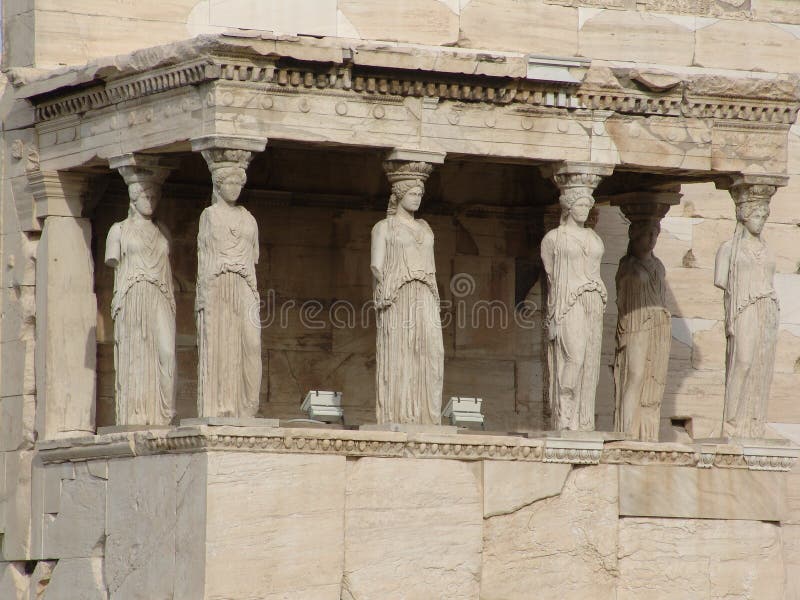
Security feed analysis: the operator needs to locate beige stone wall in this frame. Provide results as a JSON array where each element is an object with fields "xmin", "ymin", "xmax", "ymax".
[
  {"xmin": 1, "ymin": 444, "xmax": 789, "ymax": 599},
  {"xmin": 7, "ymin": 0, "xmax": 800, "ymax": 73}
]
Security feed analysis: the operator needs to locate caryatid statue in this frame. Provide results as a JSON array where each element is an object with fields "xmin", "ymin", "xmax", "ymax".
[
  {"xmin": 714, "ymin": 176, "xmax": 785, "ymax": 439},
  {"xmin": 613, "ymin": 196, "xmax": 676, "ymax": 442},
  {"xmin": 371, "ymin": 156, "xmax": 445, "ymax": 425},
  {"xmin": 105, "ymin": 154, "xmax": 178, "ymax": 426},
  {"xmin": 193, "ymin": 137, "xmax": 266, "ymax": 419},
  {"xmin": 540, "ymin": 163, "xmax": 612, "ymax": 431}
]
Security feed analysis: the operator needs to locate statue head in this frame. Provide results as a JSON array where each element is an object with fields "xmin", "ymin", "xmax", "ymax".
[
  {"xmin": 559, "ymin": 188, "xmax": 593, "ymax": 225},
  {"xmin": 383, "ymin": 160, "xmax": 434, "ymax": 217},
  {"xmin": 201, "ymin": 148, "xmax": 253, "ymax": 206},
  {"xmin": 210, "ymin": 166, "xmax": 248, "ymax": 205},
  {"xmin": 387, "ymin": 179, "xmax": 425, "ymax": 216},
  {"xmin": 129, "ymin": 181, "xmax": 161, "ymax": 218},
  {"xmin": 117, "ymin": 164, "xmax": 170, "ymax": 219},
  {"xmin": 628, "ymin": 219, "xmax": 660, "ymax": 259},
  {"xmin": 736, "ymin": 200, "xmax": 769, "ymax": 237}
]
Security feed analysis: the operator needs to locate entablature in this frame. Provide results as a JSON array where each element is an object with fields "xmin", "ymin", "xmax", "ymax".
[{"xmin": 10, "ymin": 32, "xmax": 800, "ymax": 177}]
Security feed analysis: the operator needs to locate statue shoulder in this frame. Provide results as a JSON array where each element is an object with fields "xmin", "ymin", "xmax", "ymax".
[
  {"xmin": 106, "ymin": 220, "xmax": 123, "ymax": 242},
  {"xmin": 541, "ymin": 228, "xmax": 558, "ymax": 246},
  {"xmin": 715, "ymin": 239, "xmax": 733, "ymax": 263},
  {"xmin": 371, "ymin": 218, "xmax": 389, "ymax": 236}
]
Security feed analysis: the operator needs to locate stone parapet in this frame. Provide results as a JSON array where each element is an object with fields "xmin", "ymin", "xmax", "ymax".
[{"xmin": 15, "ymin": 426, "xmax": 797, "ymax": 599}]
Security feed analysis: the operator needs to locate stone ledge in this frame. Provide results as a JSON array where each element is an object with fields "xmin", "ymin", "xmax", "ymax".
[{"xmin": 34, "ymin": 427, "xmax": 800, "ymax": 471}]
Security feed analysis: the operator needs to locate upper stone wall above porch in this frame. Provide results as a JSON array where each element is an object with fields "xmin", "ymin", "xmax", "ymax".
[{"xmin": 6, "ymin": 0, "xmax": 800, "ymax": 74}]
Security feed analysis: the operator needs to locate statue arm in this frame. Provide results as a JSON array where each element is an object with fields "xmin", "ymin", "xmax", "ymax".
[
  {"xmin": 540, "ymin": 233, "xmax": 555, "ymax": 278},
  {"xmin": 197, "ymin": 211, "xmax": 211, "ymax": 283},
  {"xmin": 251, "ymin": 213, "xmax": 260, "ymax": 265},
  {"xmin": 714, "ymin": 242, "xmax": 731, "ymax": 290},
  {"xmin": 371, "ymin": 221, "xmax": 387, "ymax": 282},
  {"xmin": 104, "ymin": 222, "xmax": 122, "ymax": 268}
]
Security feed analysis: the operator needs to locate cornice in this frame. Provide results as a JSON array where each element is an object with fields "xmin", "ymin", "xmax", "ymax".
[
  {"xmin": 27, "ymin": 47, "xmax": 800, "ymax": 127},
  {"xmin": 35, "ymin": 427, "xmax": 799, "ymax": 472}
]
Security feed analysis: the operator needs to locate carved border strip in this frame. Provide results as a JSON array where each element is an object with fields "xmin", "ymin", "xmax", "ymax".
[
  {"xmin": 31, "ymin": 55, "xmax": 800, "ymax": 126},
  {"xmin": 34, "ymin": 59, "xmax": 216, "ymax": 122},
  {"xmin": 35, "ymin": 429, "xmax": 799, "ymax": 471}
]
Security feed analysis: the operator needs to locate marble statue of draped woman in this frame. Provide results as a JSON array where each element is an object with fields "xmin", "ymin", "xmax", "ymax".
[
  {"xmin": 614, "ymin": 221, "xmax": 671, "ymax": 441},
  {"xmin": 105, "ymin": 183, "xmax": 176, "ymax": 426},
  {"xmin": 541, "ymin": 193, "xmax": 606, "ymax": 431},
  {"xmin": 714, "ymin": 199, "xmax": 778, "ymax": 439},
  {"xmin": 196, "ymin": 164, "xmax": 262, "ymax": 418},
  {"xmin": 372, "ymin": 178, "xmax": 444, "ymax": 425}
]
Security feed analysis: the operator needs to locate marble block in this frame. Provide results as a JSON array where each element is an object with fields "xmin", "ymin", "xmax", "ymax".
[
  {"xmin": 619, "ymin": 465, "xmax": 786, "ymax": 521},
  {"xmin": 204, "ymin": 452, "xmax": 346, "ymax": 600},
  {"xmin": 343, "ymin": 457, "xmax": 482, "ymax": 600}
]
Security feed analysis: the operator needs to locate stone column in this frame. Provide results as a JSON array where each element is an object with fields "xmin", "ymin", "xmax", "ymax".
[
  {"xmin": 191, "ymin": 136, "xmax": 267, "ymax": 419},
  {"xmin": 106, "ymin": 154, "xmax": 179, "ymax": 427},
  {"xmin": 538, "ymin": 162, "xmax": 613, "ymax": 431},
  {"xmin": 610, "ymin": 191, "xmax": 679, "ymax": 441},
  {"xmin": 28, "ymin": 170, "xmax": 97, "ymax": 439},
  {"xmin": 714, "ymin": 174, "xmax": 787, "ymax": 439},
  {"xmin": 373, "ymin": 149, "xmax": 445, "ymax": 425}
]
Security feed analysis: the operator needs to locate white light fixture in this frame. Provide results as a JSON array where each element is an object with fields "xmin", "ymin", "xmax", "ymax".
[
  {"xmin": 443, "ymin": 397, "xmax": 484, "ymax": 428},
  {"xmin": 301, "ymin": 391, "xmax": 344, "ymax": 423}
]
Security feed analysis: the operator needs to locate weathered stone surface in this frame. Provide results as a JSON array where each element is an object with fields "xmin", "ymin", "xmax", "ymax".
[
  {"xmin": 768, "ymin": 372, "xmax": 800, "ymax": 423},
  {"xmin": 690, "ymin": 320, "xmax": 726, "ymax": 371},
  {"xmin": 205, "ymin": 452, "xmax": 345, "ymax": 600},
  {"xmin": 42, "ymin": 557, "xmax": 107, "ymax": 600},
  {"xmin": 784, "ymin": 524, "xmax": 800, "ymax": 599},
  {"xmin": 696, "ymin": 19, "xmax": 800, "ymax": 73},
  {"xmin": 1, "ymin": 450, "xmax": 33, "ymax": 560},
  {"xmin": 105, "ymin": 454, "xmax": 189, "ymax": 600},
  {"xmin": 481, "ymin": 465, "xmax": 618, "ymax": 600},
  {"xmin": 484, "ymin": 461, "xmax": 571, "ymax": 517},
  {"xmin": 206, "ymin": 0, "xmax": 337, "ymax": 36},
  {"xmin": 754, "ymin": 0, "xmax": 800, "ymax": 24},
  {"xmin": 619, "ymin": 465, "xmax": 786, "ymax": 521},
  {"xmin": 0, "ymin": 562, "xmax": 28, "ymax": 600},
  {"xmin": 39, "ymin": 461, "xmax": 106, "ymax": 560},
  {"xmin": 0, "ymin": 396, "xmax": 34, "ymax": 452},
  {"xmin": 460, "ymin": 0, "xmax": 578, "ymax": 57},
  {"xmin": 339, "ymin": 0, "xmax": 459, "ymax": 46},
  {"xmin": 35, "ymin": 216, "xmax": 96, "ymax": 440},
  {"xmin": 664, "ymin": 267, "xmax": 723, "ymax": 320},
  {"xmin": 580, "ymin": 10, "xmax": 694, "ymax": 65},
  {"xmin": 618, "ymin": 518, "xmax": 783, "ymax": 600},
  {"xmin": 344, "ymin": 457, "xmax": 482, "ymax": 600},
  {"xmin": 175, "ymin": 453, "xmax": 206, "ymax": 600}
]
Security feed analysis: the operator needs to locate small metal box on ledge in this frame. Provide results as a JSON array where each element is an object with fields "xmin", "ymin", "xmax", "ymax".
[
  {"xmin": 301, "ymin": 390, "xmax": 344, "ymax": 423},
  {"xmin": 443, "ymin": 397, "xmax": 485, "ymax": 428}
]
